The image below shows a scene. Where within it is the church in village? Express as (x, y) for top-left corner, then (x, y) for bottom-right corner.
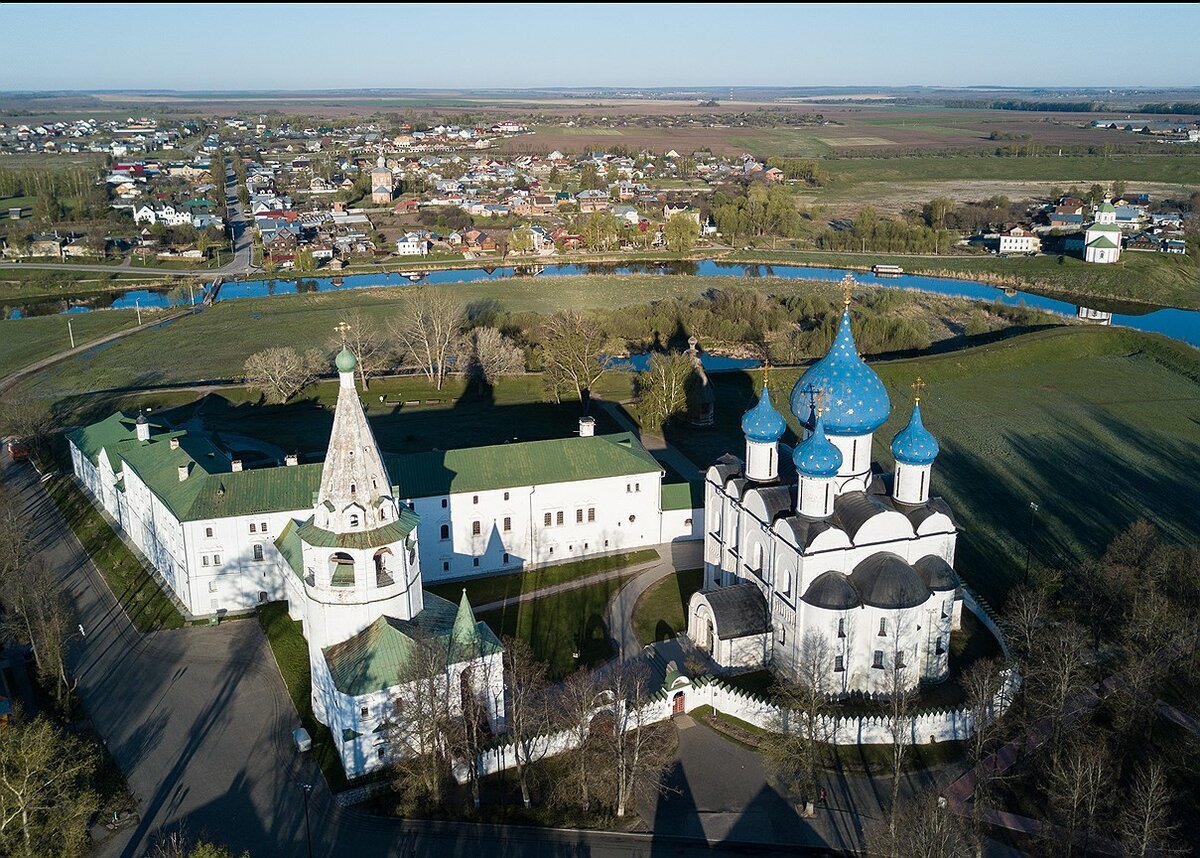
(687, 293), (964, 696)
(68, 345), (700, 775)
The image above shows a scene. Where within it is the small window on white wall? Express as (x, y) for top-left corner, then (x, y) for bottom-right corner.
(253, 544), (264, 562)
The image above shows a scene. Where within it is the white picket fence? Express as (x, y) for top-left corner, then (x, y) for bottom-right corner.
(456, 664), (1019, 783)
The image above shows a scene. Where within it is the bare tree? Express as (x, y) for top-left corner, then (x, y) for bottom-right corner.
(333, 309), (387, 391)
(602, 659), (675, 818)
(763, 630), (834, 804)
(457, 327), (525, 387)
(243, 347), (318, 403)
(1044, 736), (1110, 857)
(961, 656), (1004, 766)
(388, 638), (455, 814)
(388, 289), (465, 390)
(884, 613), (918, 853)
(0, 397), (54, 459)
(538, 310), (608, 403)
(875, 793), (972, 858)
(1027, 620), (1091, 750)
(0, 717), (98, 858)
(635, 351), (694, 433)
(552, 667), (604, 815)
(502, 636), (552, 809)
(1118, 760), (1178, 858)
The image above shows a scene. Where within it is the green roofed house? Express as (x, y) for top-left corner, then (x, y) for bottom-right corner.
(68, 346), (703, 778)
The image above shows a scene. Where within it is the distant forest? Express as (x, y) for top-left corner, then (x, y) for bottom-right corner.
(944, 99), (1200, 115)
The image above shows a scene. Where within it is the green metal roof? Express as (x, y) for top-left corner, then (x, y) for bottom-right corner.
(661, 480), (703, 511)
(295, 512), (419, 550)
(1087, 222), (1123, 233)
(75, 412), (661, 524)
(1087, 235), (1120, 250)
(275, 520), (305, 580)
(388, 432), (662, 498)
(322, 593), (502, 697)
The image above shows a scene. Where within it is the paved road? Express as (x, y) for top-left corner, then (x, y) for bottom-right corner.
(0, 168), (256, 278)
(605, 543), (702, 661)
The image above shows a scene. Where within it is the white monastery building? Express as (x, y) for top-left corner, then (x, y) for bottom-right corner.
(68, 347), (701, 775)
(687, 297), (964, 696)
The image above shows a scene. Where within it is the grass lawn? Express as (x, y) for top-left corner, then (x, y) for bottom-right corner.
(256, 602), (346, 790)
(0, 309), (144, 379)
(631, 568), (704, 646)
(727, 247), (1200, 311)
(426, 548), (659, 608)
(478, 572), (641, 679)
(662, 326), (1200, 608)
(45, 474), (184, 632)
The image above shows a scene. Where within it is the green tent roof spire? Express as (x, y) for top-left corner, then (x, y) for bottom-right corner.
(450, 589), (481, 660)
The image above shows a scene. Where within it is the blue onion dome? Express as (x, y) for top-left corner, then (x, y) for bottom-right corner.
(335, 346), (357, 373)
(789, 306), (890, 436)
(891, 400), (939, 465)
(793, 411), (843, 478)
(741, 383), (787, 443)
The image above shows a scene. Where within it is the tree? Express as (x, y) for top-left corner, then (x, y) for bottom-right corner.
(883, 613), (917, 853)
(388, 637), (455, 814)
(333, 309), (387, 392)
(0, 396), (54, 458)
(1118, 760), (1177, 857)
(0, 717), (98, 858)
(923, 197), (956, 229)
(456, 326), (524, 387)
(1044, 736), (1109, 857)
(578, 211), (620, 251)
(875, 793), (972, 858)
(1110, 179), (1127, 200)
(960, 656), (1004, 767)
(1087, 183), (1107, 206)
(551, 668), (603, 815)
(502, 636), (552, 809)
(598, 660), (674, 818)
(762, 631), (835, 804)
(293, 248), (316, 273)
(538, 310), (608, 403)
(508, 225), (535, 255)
(148, 833), (249, 858)
(579, 163), (600, 190)
(635, 351), (694, 432)
(243, 347), (318, 404)
(388, 289), (465, 390)
(663, 213), (700, 252)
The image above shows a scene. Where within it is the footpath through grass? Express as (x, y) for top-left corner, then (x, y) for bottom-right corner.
(44, 474), (184, 632)
(256, 602), (346, 790)
(479, 571), (642, 680)
(426, 548), (659, 608)
(631, 568), (704, 646)
(0, 309), (142, 380)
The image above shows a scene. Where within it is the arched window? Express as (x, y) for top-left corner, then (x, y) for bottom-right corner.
(440, 524), (450, 541)
(374, 548), (394, 586)
(329, 552), (355, 587)
(349, 514), (360, 528)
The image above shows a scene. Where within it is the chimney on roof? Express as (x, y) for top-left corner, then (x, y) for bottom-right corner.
(177, 463), (189, 481)
(285, 453), (299, 467)
(231, 459), (243, 472)
(135, 413), (150, 442)
(169, 437), (180, 450)
(579, 416), (596, 438)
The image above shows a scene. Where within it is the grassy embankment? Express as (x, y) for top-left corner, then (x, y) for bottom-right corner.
(0, 308), (145, 380)
(44, 474), (185, 632)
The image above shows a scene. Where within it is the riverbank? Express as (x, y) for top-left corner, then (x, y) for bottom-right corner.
(726, 248), (1200, 311)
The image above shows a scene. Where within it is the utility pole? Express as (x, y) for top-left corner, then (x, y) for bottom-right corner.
(299, 782), (313, 858)
(67, 319), (75, 349)
(1024, 501), (1039, 585)
(135, 299), (142, 326)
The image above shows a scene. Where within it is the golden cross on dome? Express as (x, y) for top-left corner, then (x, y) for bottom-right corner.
(814, 386), (829, 416)
(334, 320), (351, 343)
(912, 376), (925, 402)
(840, 272), (856, 307)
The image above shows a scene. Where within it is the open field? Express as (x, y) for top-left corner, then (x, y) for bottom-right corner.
(6, 274), (1069, 408)
(0, 308), (143, 379)
(660, 326), (1200, 606)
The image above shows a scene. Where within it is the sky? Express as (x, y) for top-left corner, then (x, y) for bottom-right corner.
(4, 3), (1199, 91)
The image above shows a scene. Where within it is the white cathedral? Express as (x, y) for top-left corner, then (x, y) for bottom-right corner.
(687, 298), (964, 696)
(68, 346), (700, 776)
